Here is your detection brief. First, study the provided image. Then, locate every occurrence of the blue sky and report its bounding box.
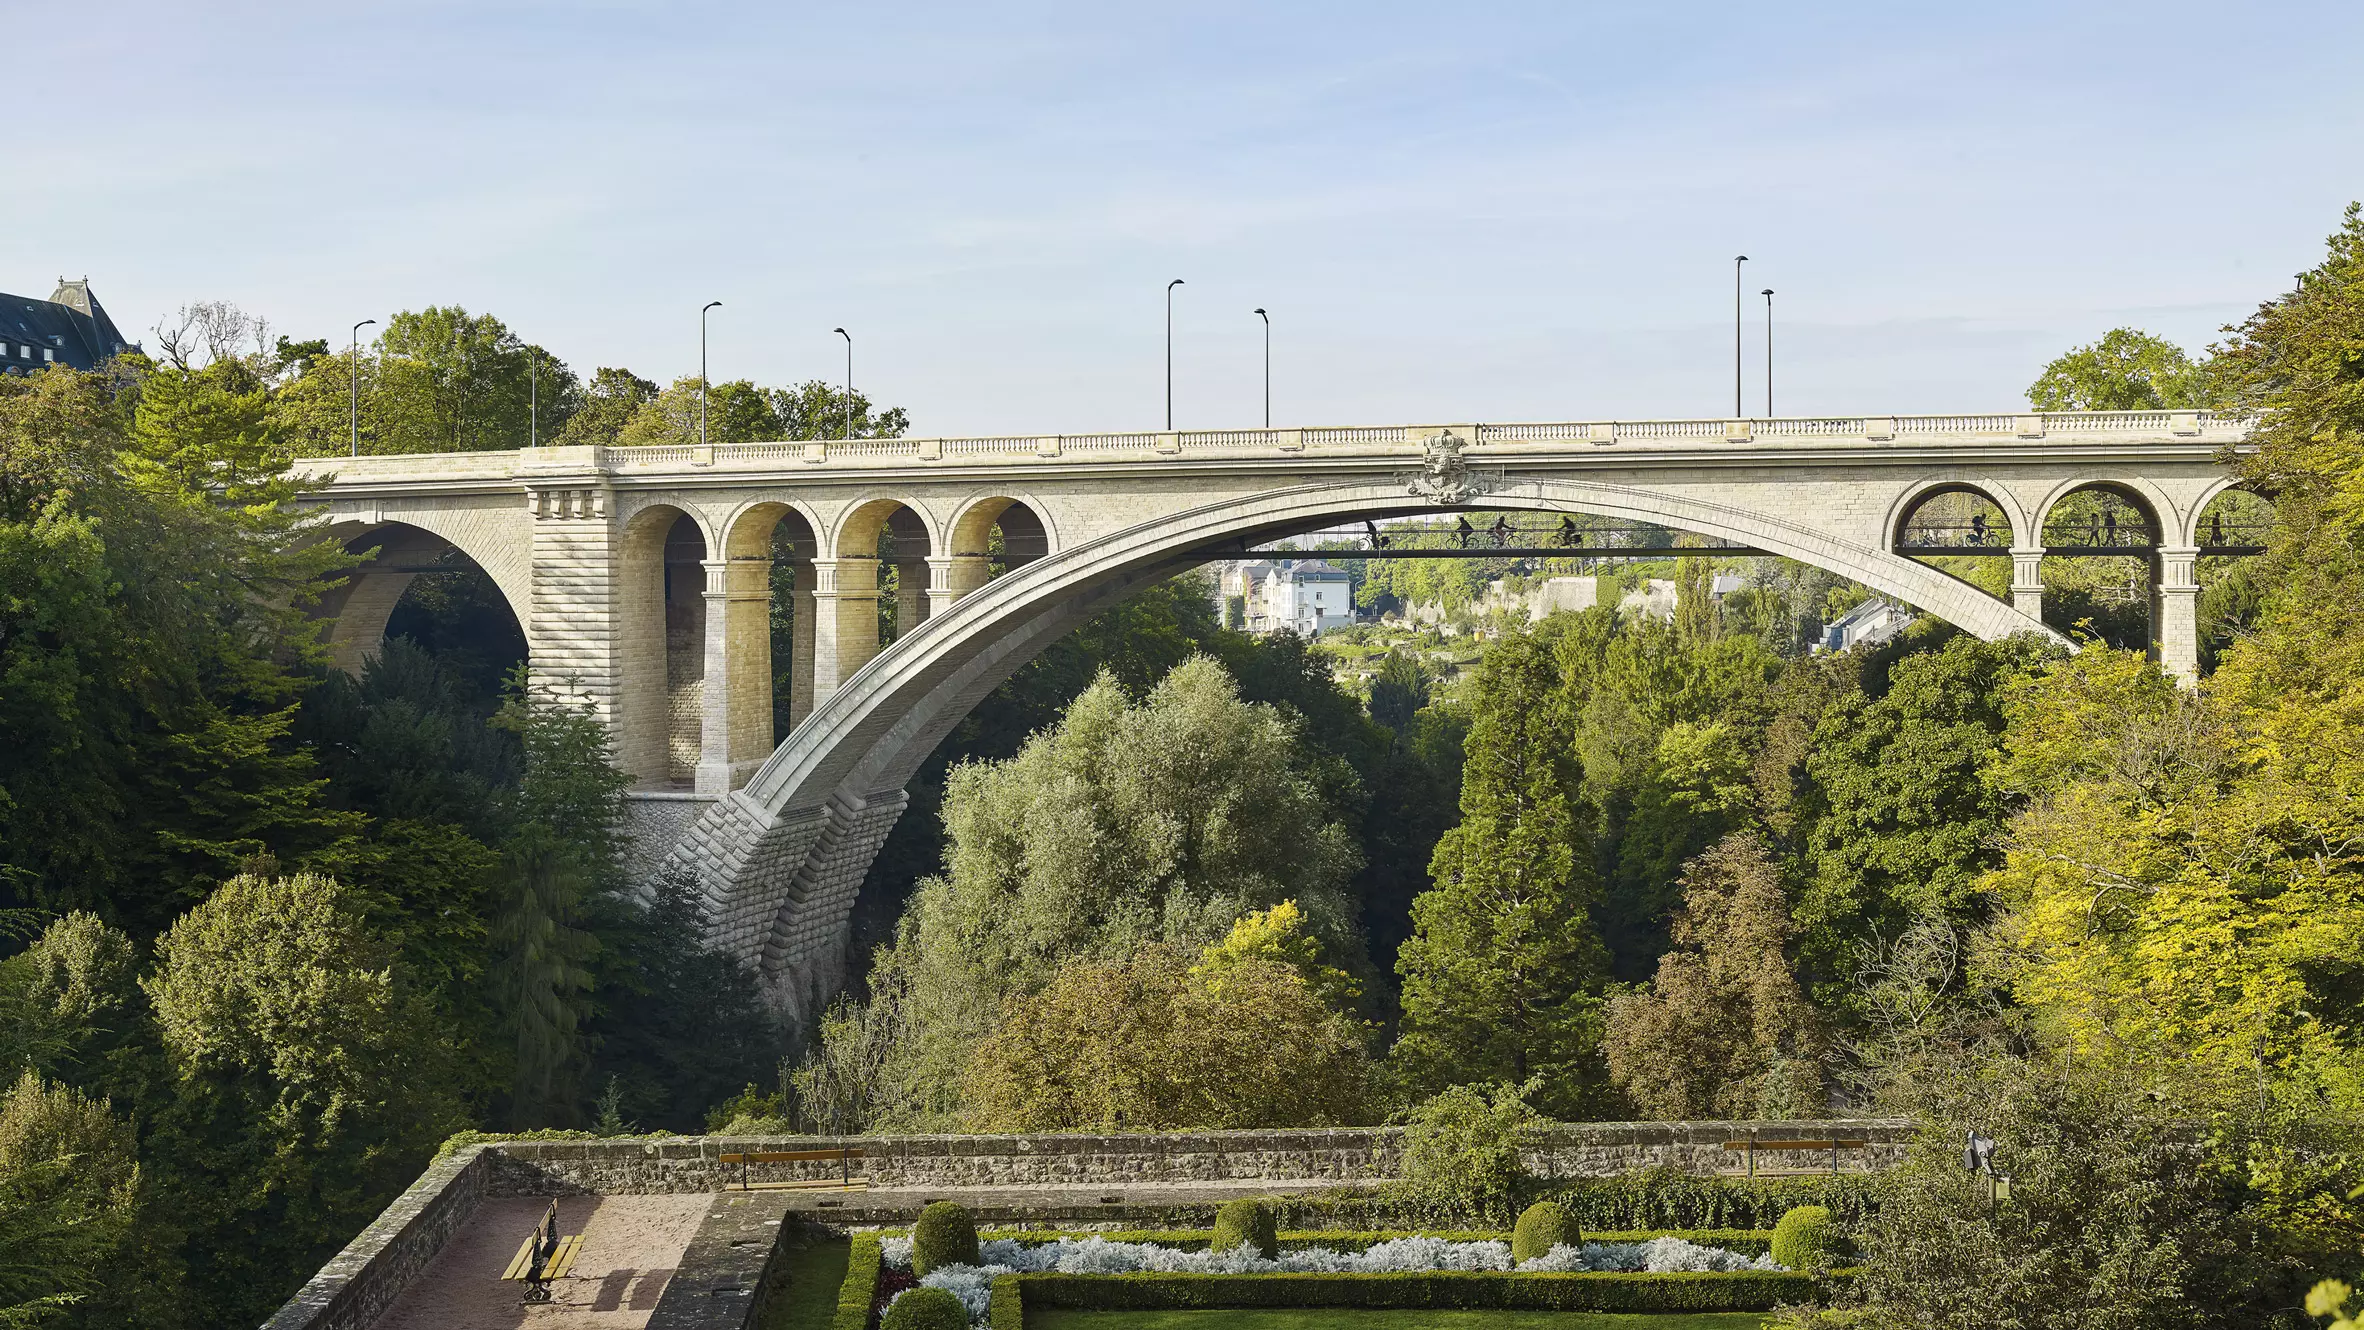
[12,1,2362,433]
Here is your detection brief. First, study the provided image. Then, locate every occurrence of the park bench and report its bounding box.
[1720,1136,1870,1178]
[501,1200,583,1303]
[719,1146,867,1193]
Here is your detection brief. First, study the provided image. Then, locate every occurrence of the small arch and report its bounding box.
[2031,476,2173,548]
[1883,477,2030,552]
[1891,483,2020,553]
[2190,483,2274,552]
[2038,481,2163,553]
[619,504,708,788]
[2034,482,2162,656]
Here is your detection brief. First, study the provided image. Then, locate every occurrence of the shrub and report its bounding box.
[1393,1082,1538,1223]
[834,1233,886,1330]
[1772,1206,1838,1271]
[1512,1201,1582,1263]
[1011,1268,1853,1314]
[913,1201,980,1276]
[1212,1197,1280,1259]
[881,1285,967,1330]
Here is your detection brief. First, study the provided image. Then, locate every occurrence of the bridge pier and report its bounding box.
[810,556,881,710]
[2009,546,2045,620]
[2154,545,2201,685]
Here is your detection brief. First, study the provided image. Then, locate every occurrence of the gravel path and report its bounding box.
[372,1193,711,1330]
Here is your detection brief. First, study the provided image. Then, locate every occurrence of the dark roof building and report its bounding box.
[0,279,137,376]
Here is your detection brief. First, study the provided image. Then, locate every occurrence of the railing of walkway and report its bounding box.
[295,410,2248,482]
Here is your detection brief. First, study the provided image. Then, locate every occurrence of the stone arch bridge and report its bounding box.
[295,409,2251,1017]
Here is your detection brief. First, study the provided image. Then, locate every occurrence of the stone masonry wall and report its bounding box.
[483,1121,1912,1197]
[260,1144,490,1330]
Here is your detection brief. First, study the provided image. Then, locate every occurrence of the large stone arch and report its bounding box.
[312,514,531,675]
[670,473,2067,1016]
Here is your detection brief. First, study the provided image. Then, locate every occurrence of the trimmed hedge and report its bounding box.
[1012,1268,1859,1314]
[833,1233,884,1330]
[1772,1205,1840,1270]
[880,1286,965,1330]
[989,1273,1023,1330]
[1264,1169,1878,1231]
[973,1227,1776,1256]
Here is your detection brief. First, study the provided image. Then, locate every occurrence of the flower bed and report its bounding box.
[863,1231,1823,1327]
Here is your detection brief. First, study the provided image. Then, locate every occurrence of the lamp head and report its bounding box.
[1254,307,1267,319]
[1169,278,1185,290]
[834,327,849,338]
[1762,288,1774,297]
[703,300,723,312]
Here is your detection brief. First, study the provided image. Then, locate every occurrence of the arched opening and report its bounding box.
[318,522,528,704]
[815,499,937,707]
[946,496,1051,605]
[618,505,708,789]
[1891,484,2017,603]
[2194,486,2276,669]
[2038,483,2161,654]
[769,510,819,743]
[719,502,822,750]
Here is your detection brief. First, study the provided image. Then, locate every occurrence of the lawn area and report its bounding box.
[757,1235,850,1330]
[1027,1312,1770,1330]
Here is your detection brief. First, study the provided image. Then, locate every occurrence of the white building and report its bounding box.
[1257,559,1356,637]
[1821,597,1916,653]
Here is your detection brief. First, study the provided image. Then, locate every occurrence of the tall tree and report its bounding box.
[2026,327,2211,411]
[488,671,627,1127]
[1392,632,1612,1119]
[1602,831,1827,1118]
[140,872,463,1328]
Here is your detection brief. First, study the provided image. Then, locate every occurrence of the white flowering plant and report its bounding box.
[878,1231,1786,1325]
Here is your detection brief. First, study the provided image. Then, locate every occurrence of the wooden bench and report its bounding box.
[1720,1137,1870,1177]
[501,1201,583,1302]
[719,1146,867,1192]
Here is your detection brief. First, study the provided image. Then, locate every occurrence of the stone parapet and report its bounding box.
[259,1144,491,1330]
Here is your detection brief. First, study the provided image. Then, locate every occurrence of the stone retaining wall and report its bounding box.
[260,1143,490,1330]
[485,1120,1912,1196]
[266,1121,1912,1329]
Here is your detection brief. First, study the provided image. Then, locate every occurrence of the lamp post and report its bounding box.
[528,344,538,447]
[1166,278,1184,430]
[1253,308,1269,429]
[834,327,853,438]
[348,318,375,457]
[1761,289,1775,417]
[1733,255,1748,417]
[700,301,722,449]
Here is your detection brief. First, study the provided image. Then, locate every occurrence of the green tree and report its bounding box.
[550,367,659,447]
[1792,634,2048,1010]
[962,944,1369,1130]
[2026,327,2212,411]
[826,656,1365,1128]
[1393,632,1612,1118]
[489,670,628,1126]
[140,872,463,1327]
[0,1072,143,1329]
[1602,832,1827,1118]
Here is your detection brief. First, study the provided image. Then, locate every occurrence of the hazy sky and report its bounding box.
[12,2,2362,434]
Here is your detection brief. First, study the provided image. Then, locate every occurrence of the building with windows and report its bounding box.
[0,279,136,375]
[1255,558,1355,637]
[1821,597,1915,654]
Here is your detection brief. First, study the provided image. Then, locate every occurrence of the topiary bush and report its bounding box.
[1211,1196,1280,1260]
[880,1285,967,1330]
[1511,1200,1582,1263]
[1770,1204,1838,1271]
[913,1201,981,1276]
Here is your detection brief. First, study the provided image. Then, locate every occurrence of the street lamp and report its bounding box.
[1733,256,1748,417]
[1166,278,1184,430]
[700,301,722,449]
[1253,308,1270,429]
[1761,289,1775,417]
[349,318,375,457]
[834,327,853,439]
[528,344,538,447]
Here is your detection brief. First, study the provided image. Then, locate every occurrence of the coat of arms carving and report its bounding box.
[1404,429,1499,505]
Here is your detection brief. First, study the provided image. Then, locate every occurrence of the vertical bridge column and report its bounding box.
[2154,545,2201,687]
[2009,545,2045,620]
[697,555,776,796]
[810,556,879,708]
[929,553,991,617]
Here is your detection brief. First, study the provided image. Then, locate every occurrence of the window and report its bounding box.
[42,348,54,362]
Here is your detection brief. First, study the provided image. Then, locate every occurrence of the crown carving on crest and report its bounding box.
[1403,429,1501,505]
